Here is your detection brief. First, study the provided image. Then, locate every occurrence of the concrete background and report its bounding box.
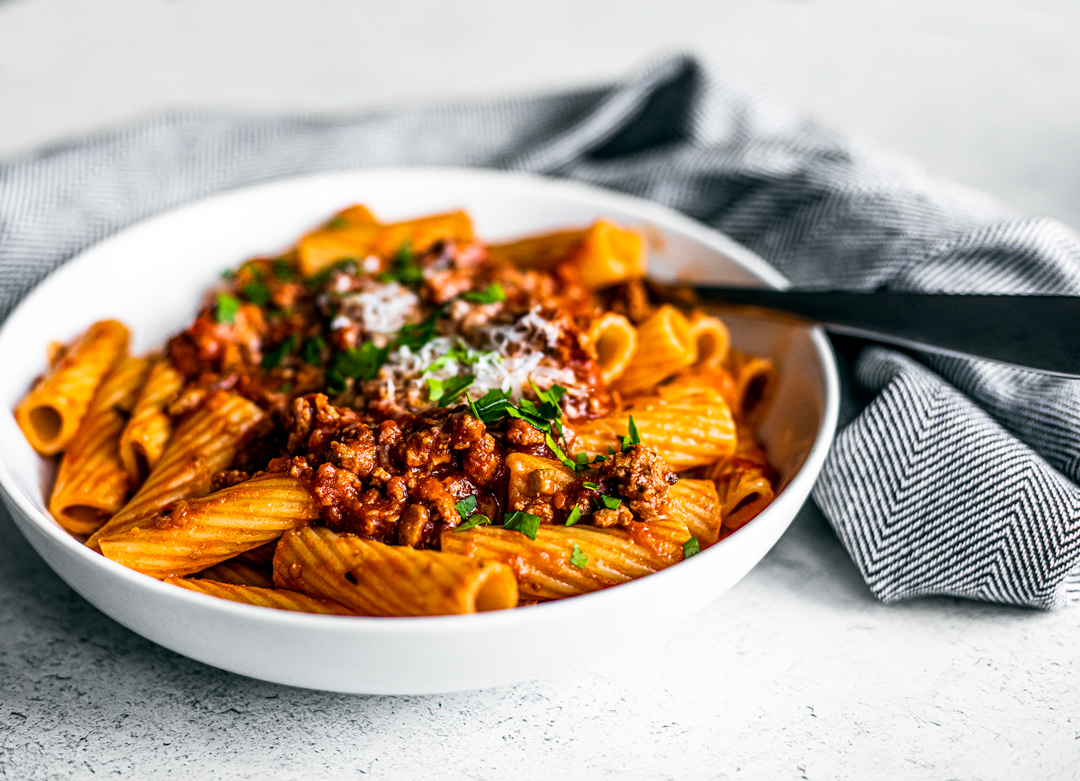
[1,1,1078,778]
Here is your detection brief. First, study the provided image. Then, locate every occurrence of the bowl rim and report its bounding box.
[0,166,840,634]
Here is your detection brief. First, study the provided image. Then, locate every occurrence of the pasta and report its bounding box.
[49,355,150,535]
[165,577,354,615]
[274,526,519,616]
[85,390,266,550]
[16,319,129,455]
[17,204,781,618]
[119,357,185,482]
[97,473,320,578]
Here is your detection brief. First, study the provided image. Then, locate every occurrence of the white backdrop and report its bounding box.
[0,0,1078,229]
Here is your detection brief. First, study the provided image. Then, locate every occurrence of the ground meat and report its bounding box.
[596,444,678,523]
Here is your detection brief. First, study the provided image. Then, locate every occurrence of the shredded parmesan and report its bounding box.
[338,282,420,336]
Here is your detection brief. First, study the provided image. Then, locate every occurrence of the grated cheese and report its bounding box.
[338,282,420,336]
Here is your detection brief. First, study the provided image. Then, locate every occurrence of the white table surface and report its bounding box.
[1,1,1078,778]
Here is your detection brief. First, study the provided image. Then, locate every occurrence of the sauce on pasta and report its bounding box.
[16,206,778,616]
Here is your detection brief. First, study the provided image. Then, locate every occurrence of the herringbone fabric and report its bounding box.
[3,55,1079,607]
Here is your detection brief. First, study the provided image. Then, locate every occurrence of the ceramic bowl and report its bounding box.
[0,168,839,694]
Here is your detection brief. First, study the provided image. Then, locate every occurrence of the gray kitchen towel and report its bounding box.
[2,55,1079,608]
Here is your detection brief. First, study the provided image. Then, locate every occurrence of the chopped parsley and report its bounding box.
[569,544,588,569]
[394,308,442,351]
[683,537,701,558]
[530,381,566,420]
[325,369,347,394]
[505,404,552,433]
[503,511,542,540]
[334,342,389,381]
[305,258,358,289]
[621,414,642,452]
[272,258,296,281]
[379,244,423,285]
[457,513,492,531]
[427,374,474,405]
[423,342,494,375]
[455,496,477,520]
[455,496,491,531]
[576,453,590,466]
[582,481,600,491]
[461,282,506,304]
[261,334,296,369]
[302,335,326,365]
[565,505,582,526]
[545,433,577,471]
[468,388,514,423]
[242,281,272,308]
[599,495,622,511]
[215,292,241,324]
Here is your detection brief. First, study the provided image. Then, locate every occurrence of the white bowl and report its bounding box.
[0,168,839,694]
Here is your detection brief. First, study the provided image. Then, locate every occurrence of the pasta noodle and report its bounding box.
[570,389,737,469]
[614,305,697,396]
[297,209,474,277]
[97,473,320,578]
[17,204,782,619]
[16,319,129,455]
[165,577,354,615]
[48,355,151,535]
[119,357,185,482]
[86,391,265,550]
[274,526,519,616]
[585,312,638,384]
[688,312,730,371]
[441,519,691,600]
[664,478,724,548]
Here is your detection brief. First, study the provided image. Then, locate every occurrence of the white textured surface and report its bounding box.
[1,0,1079,777]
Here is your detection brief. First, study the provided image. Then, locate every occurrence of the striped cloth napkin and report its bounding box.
[3,55,1078,608]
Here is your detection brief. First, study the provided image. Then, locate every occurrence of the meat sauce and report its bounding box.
[164,237,683,549]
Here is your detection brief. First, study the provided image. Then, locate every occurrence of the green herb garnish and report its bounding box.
[683,537,701,558]
[565,505,582,526]
[467,389,513,422]
[215,293,241,324]
[327,216,349,230]
[545,433,577,471]
[305,258,358,288]
[503,511,542,540]
[394,308,442,351]
[427,374,475,405]
[599,495,622,511]
[455,496,477,521]
[334,342,389,381]
[569,544,588,569]
[457,513,492,531]
[272,258,296,281]
[461,283,506,304]
[379,244,423,286]
[242,281,272,307]
[302,335,327,365]
[261,334,296,369]
[325,369,347,394]
[621,414,642,453]
[582,481,600,491]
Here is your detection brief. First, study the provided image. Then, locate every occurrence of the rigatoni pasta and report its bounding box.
[16,319,129,455]
[17,204,780,618]
[97,473,320,578]
[119,357,184,482]
[48,355,150,535]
